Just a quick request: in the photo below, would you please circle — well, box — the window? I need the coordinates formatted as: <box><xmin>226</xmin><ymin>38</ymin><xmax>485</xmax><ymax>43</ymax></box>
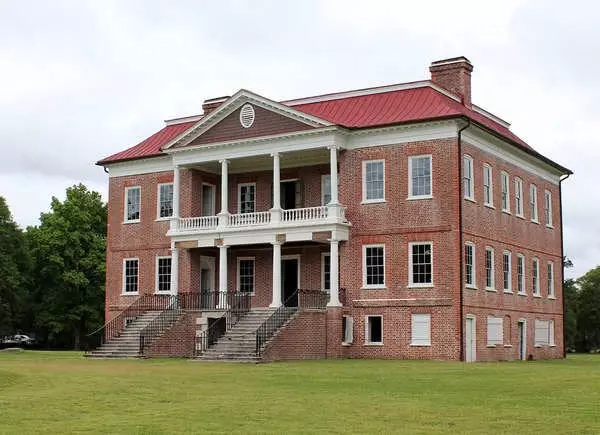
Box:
<box><xmin>409</xmin><ymin>242</ymin><xmax>433</xmax><ymax>287</ymax></box>
<box><xmin>517</xmin><ymin>254</ymin><xmax>525</xmax><ymax>294</ymax></box>
<box><xmin>515</xmin><ymin>178</ymin><xmax>523</xmax><ymax>217</ymax></box>
<box><xmin>156</xmin><ymin>256</ymin><xmax>172</xmax><ymax>293</ymax></box>
<box><xmin>530</xmin><ymin>184</ymin><xmax>538</xmax><ymax>222</ymax></box>
<box><xmin>535</xmin><ymin>319</ymin><xmax>555</xmax><ymax>346</ymax></box>
<box><xmin>123</xmin><ymin>258</ymin><xmax>139</xmax><ymax>294</ymax></box>
<box><xmin>125</xmin><ymin>186</ymin><xmax>141</xmax><ymax>222</ymax></box>
<box><xmin>322</xmin><ymin>253</ymin><xmax>331</xmax><ymax>292</ymax></box>
<box><xmin>532</xmin><ymin>258</ymin><xmax>540</xmax><ymax>296</ymax></box>
<box><xmin>362</xmin><ymin>160</ymin><xmax>385</xmax><ymax>202</ymax></box>
<box><xmin>157</xmin><ymin>183</ymin><xmax>174</xmax><ymax>219</ymax></box>
<box><xmin>342</xmin><ymin>316</ymin><xmax>353</xmax><ymax>344</ymax></box>
<box><xmin>238</xmin><ymin>183</ymin><xmax>256</xmax><ymax>214</ymax></box>
<box><xmin>501</xmin><ymin>172</ymin><xmax>510</xmax><ymax>212</ymax></box>
<box><xmin>545</xmin><ymin>190</ymin><xmax>553</xmax><ymax>227</ymax></box>
<box><xmin>237</xmin><ymin>258</ymin><xmax>255</xmax><ymax>294</ymax></box>
<box><xmin>485</xmin><ymin>247</ymin><xmax>495</xmax><ymax>290</ymax></box>
<box><xmin>321</xmin><ymin>174</ymin><xmax>332</xmax><ymax>205</ymax></box>
<box><xmin>487</xmin><ymin>316</ymin><xmax>503</xmax><ymax>345</ymax></box>
<box><xmin>465</xmin><ymin>243</ymin><xmax>476</xmax><ymax>288</ymax></box>
<box><xmin>503</xmin><ymin>251</ymin><xmax>512</xmax><ymax>292</ymax></box>
<box><xmin>411</xmin><ymin>314</ymin><xmax>431</xmax><ymax>346</ymax></box>
<box><xmin>363</xmin><ymin>245</ymin><xmax>385</xmax><ymax>288</ymax></box>
<box><xmin>548</xmin><ymin>262</ymin><xmax>555</xmax><ymax>298</ymax></box>
<box><xmin>365</xmin><ymin>315</ymin><xmax>383</xmax><ymax>344</ymax></box>
<box><xmin>408</xmin><ymin>155</ymin><xmax>432</xmax><ymax>198</ymax></box>
<box><xmin>483</xmin><ymin>164</ymin><xmax>493</xmax><ymax>206</ymax></box>
<box><xmin>463</xmin><ymin>155</ymin><xmax>474</xmax><ymax>200</ymax></box>
<box><xmin>202</xmin><ymin>183</ymin><xmax>216</xmax><ymax>216</ymax></box>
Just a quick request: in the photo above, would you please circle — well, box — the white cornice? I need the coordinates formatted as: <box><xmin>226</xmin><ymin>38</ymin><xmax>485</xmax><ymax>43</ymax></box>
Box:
<box><xmin>105</xmin><ymin>156</ymin><xmax>173</xmax><ymax>178</ymax></box>
<box><xmin>164</xmin><ymin>114</ymin><xmax>203</xmax><ymax>126</ymax></box>
<box><xmin>346</xmin><ymin>120</ymin><xmax>458</xmax><ymax>149</ymax></box>
<box><xmin>472</xmin><ymin>105</ymin><xmax>511</xmax><ymax>128</ymax></box>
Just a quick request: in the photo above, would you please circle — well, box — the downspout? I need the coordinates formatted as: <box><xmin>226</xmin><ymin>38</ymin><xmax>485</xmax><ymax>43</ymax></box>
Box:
<box><xmin>559</xmin><ymin>172</ymin><xmax>571</xmax><ymax>358</ymax></box>
<box><xmin>457</xmin><ymin>118</ymin><xmax>471</xmax><ymax>361</ymax></box>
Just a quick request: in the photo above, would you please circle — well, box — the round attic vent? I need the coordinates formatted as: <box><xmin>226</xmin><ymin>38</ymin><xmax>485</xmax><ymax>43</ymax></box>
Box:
<box><xmin>239</xmin><ymin>104</ymin><xmax>255</xmax><ymax>128</ymax></box>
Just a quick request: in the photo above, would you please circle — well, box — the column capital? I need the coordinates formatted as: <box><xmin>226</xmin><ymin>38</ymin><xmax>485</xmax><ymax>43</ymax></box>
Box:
<box><xmin>270</xmin><ymin>151</ymin><xmax>281</xmax><ymax>158</ymax></box>
<box><xmin>327</xmin><ymin>144</ymin><xmax>341</xmax><ymax>151</ymax></box>
<box><xmin>219</xmin><ymin>159</ymin><xmax>229</xmax><ymax>165</ymax></box>
<box><xmin>271</xmin><ymin>239</ymin><xmax>284</xmax><ymax>246</ymax></box>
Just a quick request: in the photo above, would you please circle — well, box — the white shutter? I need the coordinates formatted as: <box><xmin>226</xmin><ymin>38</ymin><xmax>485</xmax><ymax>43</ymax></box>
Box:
<box><xmin>535</xmin><ymin>320</ymin><xmax>549</xmax><ymax>346</ymax></box>
<box><xmin>343</xmin><ymin>316</ymin><xmax>354</xmax><ymax>344</ymax></box>
<box><xmin>487</xmin><ymin>316</ymin><xmax>503</xmax><ymax>345</ymax></box>
<box><xmin>411</xmin><ymin>314</ymin><xmax>431</xmax><ymax>346</ymax></box>
<box><xmin>549</xmin><ymin>320</ymin><xmax>555</xmax><ymax>346</ymax></box>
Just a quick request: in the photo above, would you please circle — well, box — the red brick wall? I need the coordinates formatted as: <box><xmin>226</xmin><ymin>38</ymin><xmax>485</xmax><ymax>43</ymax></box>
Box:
<box><xmin>262</xmin><ymin>310</ymin><xmax>327</xmax><ymax>361</ymax></box>
<box><xmin>145</xmin><ymin>311</ymin><xmax>199</xmax><ymax>358</ymax></box>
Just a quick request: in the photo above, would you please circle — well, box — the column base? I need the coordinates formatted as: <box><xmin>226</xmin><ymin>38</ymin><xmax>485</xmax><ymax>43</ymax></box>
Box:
<box><xmin>269</xmin><ymin>207</ymin><xmax>282</xmax><ymax>224</ymax></box>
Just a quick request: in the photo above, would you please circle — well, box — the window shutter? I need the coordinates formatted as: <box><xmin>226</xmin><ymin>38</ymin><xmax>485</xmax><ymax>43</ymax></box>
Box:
<box><xmin>411</xmin><ymin>314</ymin><xmax>431</xmax><ymax>345</ymax></box>
<box><xmin>487</xmin><ymin>316</ymin><xmax>503</xmax><ymax>345</ymax></box>
<box><xmin>549</xmin><ymin>320</ymin><xmax>554</xmax><ymax>345</ymax></box>
<box><xmin>535</xmin><ymin>320</ymin><xmax>549</xmax><ymax>346</ymax></box>
<box><xmin>343</xmin><ymin>316</ymin><xmax>354</xmax><ymax>344</ymax></box>
<box><xmin>295</xmin><ymin>180</ymin><xmax>304</xmax><ymax>208</ymax></box>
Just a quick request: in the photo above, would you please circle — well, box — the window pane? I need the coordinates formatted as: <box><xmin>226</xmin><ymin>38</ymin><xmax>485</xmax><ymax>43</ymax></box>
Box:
<box><xmin>238</xmin><ymin>259</ymin><xmax>254</xmax><ymax>293</ymax></box>
<box><xmin>124</xmin><ymin>259</ymin><xmax>139</xmax><ymax>293</ymax></box>
<box><xmin>202</xmin><ymin>185</ymin><xmax>215</xmax><ymax>216</ymax></box>
<box><xmin>411</xmin><ymin>156</ymin><xmax>431</xmax><ymax>197</ymax></box>
<box><xmin>159</xmin><ymin>184</ymin><xmax>173</xmax><ymax>218</ymax></box>
<box><xmin>485</xmin><ymin>249</ymin><xmax>494</xmax><ymax>288</ymax></box>
<box><xmin>322</xmin><ymin>175</ymin><xmax>331</xmax><ymax>205</ymax></box>
<box><xmin>240</xmin><ymin>185</ymin><xmax>255</xmax><ymax>214</ymax></box>
<box><xmin>157</xmin><ymin>257</ymin><xmax>172</xmax><ymax>292</ymax></box>
<box><xmin>365</xmin><ymin>247</ymin><xmax>384</xmax><ymax>285</ymax></box>
<box><xmin>411</xmin><ymin>244</ymin><xmax>432</xmax><ymax>284</ymax></box>
<box><xmin>368</xmin><ymin>316</ymin><xmax>382</xmax><ymax>343</ymax></box>
<box><xmin>323</xmin><ymin>254</ymin><xmax>331</xmax><ymax>291</ymax></box>
<box><xmin>465</xmin><ymin>244</ymin><xmax>474</xmax><ymax>285</ymax></box>
<box><xmin>365</xmin><ymin>162</ymin><xmax>384</xmax><ymax>200</ymax></box>
<box><xmin>503</xmin><ymin>253</ymin><xmax>510</xmax><ymax>290</ymax></box>
<box><xmin>127</xmin><ymin>187</ymin><xmax>140</xmax><ymax>221</ymax></box>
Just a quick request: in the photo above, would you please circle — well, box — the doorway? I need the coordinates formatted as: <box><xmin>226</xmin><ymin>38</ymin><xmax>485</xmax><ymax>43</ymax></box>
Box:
<box><xmin>281</xmin><ymin>256</ymin><xmax>300</xmax><ymax>307</ymax></box>
<box><xmin>465</xmin><ymin>316</ymin><xmax>476</xmax><ymax>362</ymax></box>
<box><xmin>280</xmin><ymin>180</ymin><xmax>298</xmax><ymax>210</ymax></box>
<box><xmin>517</xmin><ymin>320</ymin><xmax>526</xmax><ymax>360</ymax></box>
<box><xmin>200</xmin><ymin>256</ymin><xmax>216</xmax><ymax>308</ymax></box>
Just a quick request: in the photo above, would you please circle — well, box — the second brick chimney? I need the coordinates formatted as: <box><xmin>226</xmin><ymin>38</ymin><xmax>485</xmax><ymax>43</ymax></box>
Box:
<box><xmin>202</xmin><ymin>96</ymin><xmax>230</xmax><ymax>115</ymax></box>
<box><xmin>429</xmin><ymin>57</ymin><xmax>473</xmax><ymax>107</ymax></box>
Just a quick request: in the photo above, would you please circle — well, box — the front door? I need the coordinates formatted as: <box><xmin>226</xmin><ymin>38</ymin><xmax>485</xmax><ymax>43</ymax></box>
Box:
<box><xmin>281</xmin><ymin>258</ymin><xmax>299</xmax><ymax>307</ymax></box>
<box><xmin>517</xmin><ymin>321</ymin><xmax>526</xmax><ymax>360</ymax></box>
<box><xmin>465</xmin><ymin>316</ymin><xmax>476</xmax><ymax>362</ymax></box>
<box><xmin>280</xmin><ymin>181</ymin><xmax>297</xmax><ymax>210</ymax></box>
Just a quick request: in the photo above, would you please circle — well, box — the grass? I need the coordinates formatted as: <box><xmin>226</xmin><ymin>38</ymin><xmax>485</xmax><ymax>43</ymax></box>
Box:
<box><xmin>0</xmin><ymin>352</ymin><xmax>599</xmax><ymax>434</ymax></box>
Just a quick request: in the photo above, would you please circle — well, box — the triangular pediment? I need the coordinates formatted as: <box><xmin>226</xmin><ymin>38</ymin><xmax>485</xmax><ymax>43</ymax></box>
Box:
<box><xmin>164</xmin><ymin>90</ymin><xmax>333</xmax><ymax>150</ymax></box>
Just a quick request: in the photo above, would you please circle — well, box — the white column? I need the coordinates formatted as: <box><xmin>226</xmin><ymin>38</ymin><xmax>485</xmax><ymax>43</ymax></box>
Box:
<box><xmin>171</xmin><ymin>245</ymin><xmax>179</xmax><ymax>296</ymax></box>
<box><xmin>270</xmin><ymin>152</ymin><xmax>282</xmax><ymax>223</ymax></box>
<box><xmin>218</xmin><ymin>159</ymin><xmax>229</xmax><ymax>227</ymax></box>
<box><xmin>327</xmin><ymin>239</ymin><xmax>341</xmax><ymax>307</ymax></box>
<box><xmin>218</xmin><ymin>245</ymin><xmax>228</xmax><ymax>308</ymax></box>
<box><xmin>170</xmin><ymin>166</ymin><xmax>181</xmax><ymax>231</ymax></box>
<box><xmin>329</xmin><ymin>145</ymin><xmax>339</xmax><ymax>205</ymax></box>
<box><xmin>270</xmin><ymin>241</ymin><xmax>283</xmax><ymax>308</ymax></box>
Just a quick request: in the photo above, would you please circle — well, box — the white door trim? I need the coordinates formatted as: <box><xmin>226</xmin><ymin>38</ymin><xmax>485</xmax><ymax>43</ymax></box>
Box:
<box><xmin>465</xmin><ymin>315</ymin><xmax>476</xmax><ymax>363</ymax></box>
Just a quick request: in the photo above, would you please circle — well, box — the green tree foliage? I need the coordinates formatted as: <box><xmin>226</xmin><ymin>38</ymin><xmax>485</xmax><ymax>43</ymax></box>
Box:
<box><xmin>0</xmin><ymin>197</ymin><xmax>30</xmax><ymax>336</ymax></box>
<box><xmin>563</xmin><ymin>278</ymin><xmax>578</xmax><ymax>351</ymax></box>
<box><xmin>576</xmin><ymin>266</ymin><xmax>600</xmax><ymax>352</ymax></box>
<box><xmin>27</xmin><ymin>184</ymin><xmax>106</xmax><ymax>349</ymax></box>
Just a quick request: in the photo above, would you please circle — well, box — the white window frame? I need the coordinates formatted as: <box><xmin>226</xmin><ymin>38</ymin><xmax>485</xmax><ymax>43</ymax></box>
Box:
<box><xmin>410</xmin><ymin>313</ymin><xmax>431</xmax><ymax>346</ymax></box>
<box><xmin>530</xmin><ymin>184</ymin><xmax>538</xmax><ymax>223</ymax></box>
<box><xmin>544</xmin><ymin>190</ymin><xmax>553</xmax><ymax>228</ymax></box>
<box><xmin>124</xmin><ymin>186</ymin><xmax>141</xmax><ymax>223</ymax></box>
<box><xmin>408</xmin><ymin>242</ymin><xmax>434</xmax><ymax>288</ymax></box>
<box><xmin>321</xmin><ymin>252</ymin><xmax>331</xmax><ymax>293</ymax></box>
<box><xmin>342</xmin><ymin>315</ymin><xmax>354</xmax><ymax>344</ymax></box>
<box><xmin>364</xmin><ymin>315</ymin><xmax>383</xmax><ymax>345</ymax></box>
<box><xmin>483</xmin><ymin>164</ymin><xmax>494</xmax><ymax>207</ymax></box>
<box><xmin>463</xmin><ymin>155</ymin><xmax>474</xmax><ymax>201</ymax></box>
<box><xmin>408</xmin><ymin>155</ymin><xmax>433</xmax><ymax>199</ymax></box>
<box><xmin>535</xmin><ymin>319</ymin><xmax>555</xmax><ymax>346</ymax></box>
<box><xmin>465</xmin><ymin>242</ymin><xmax>476</xmax><ymax>289</ymax></box>
<box><xmin>501</xmin><ymin>171</ymin><xmax>510</xmax><ymax>213</ymax></box>
<box><xmin>515</xmin><ymin>177</ymin><xmax>524</xmax><ymax>218</ymax></box>
<box><xmin>517</xmin><ymin>254</ymin><xmax>526</xmax><ymax>295</ymax></box>
<box><xmin>487</xmin><ymin>316</ymin><xmax>503</xmax><ymax>346</ymax></box>
<box><xmin>155</xmin><ymin>255</ymin><xmax>172</xmax><ymax>294</ymax></box>
<box><xmin>362</xmin><ymin>244</ymin><xmax>386</xmax><ymax>289</ymax></box>
<box><xmin>503</xmin><ymin>251</ymin><xmax>512</xmax><ymax>293</ymax></box>
<box><xmin>321</xmin><ymin>174</ymin><xmax>333</xmax><ymax>206</ymax></box>
<box><xmin>532</xmin><ymin>258</ymin><xmax>540</xmax><ymax>297</ymax></box>
<box><xmin>156</xmin><ymin>182</ymin><xmax>174</xmax><ymax>220</ymax></box>
<box><xmin>548</xmin><ymin>261</ymin><xmax>555</xmax><ymax>299</ymax></box>
<box><xmin>362</xmin><ymin>160</ymin><xmax>385</xmax><ymax>203</ymax></box>
<box><xmin>237</xmin><ymin>256</ymin><xmax>255</xmax><ymax>295</ymax></box>
<box><xmin>485</xmin><ymin>247</ymin><xmax>495</xmax><ymax>291</ymax></box>
<box><xmin>202</xmin><ymin>182</ymin><xmax>216</xmax><ymax>216</ymax></box>
<box><xmin>122</xmin><ymin>258</ymin><xmax>139</xmax><ymax>295</ymax></box>
<box><xmin>238</xmin><ymin>183</ymin><xmax>256</xmax><ymax>214</ymax></box>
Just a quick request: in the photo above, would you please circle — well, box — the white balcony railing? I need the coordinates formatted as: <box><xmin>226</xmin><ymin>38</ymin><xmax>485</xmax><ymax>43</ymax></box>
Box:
<box><xmin>229</xmin><ymin>211</ymin><xmax>271</xmax><ymax>227</ymax></box>
<box><xmin>179</xmin><ymin>216</ymin><xmax>218</xmax><ymax>231</ymax></box>
<box><xmin>282</xmin><ymin>206</ymin><xmax>328</xmax><ymax>222</ymax></box>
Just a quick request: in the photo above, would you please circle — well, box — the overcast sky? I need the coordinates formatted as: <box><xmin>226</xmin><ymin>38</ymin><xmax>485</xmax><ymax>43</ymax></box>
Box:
<box><xmin>0</xmin><ymin>0</ymin><xmax>598</xmax><ymax>278</ymax></box>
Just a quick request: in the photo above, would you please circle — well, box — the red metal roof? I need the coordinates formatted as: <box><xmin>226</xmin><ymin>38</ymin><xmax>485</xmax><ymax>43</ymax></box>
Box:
<box><xmin>98</xmin><ymin>86</ymin><xmax>532</xmax><ymax>165</ymax></box>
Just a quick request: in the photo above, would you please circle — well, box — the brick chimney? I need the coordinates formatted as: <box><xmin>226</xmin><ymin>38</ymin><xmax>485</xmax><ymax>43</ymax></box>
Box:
<box><xmin>429</xmin><ymin>57</ymin><xmax>473</xmax><ymax>107</ymax></box>
<box><xmin>202</xmin><ymin>96</ymin><xmax>230</xmax><ymax>115</ymax></box>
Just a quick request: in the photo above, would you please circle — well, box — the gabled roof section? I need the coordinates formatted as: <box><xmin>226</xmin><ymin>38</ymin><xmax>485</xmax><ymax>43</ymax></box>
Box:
<box><xmin>162</xmin><ymin>89</ymin><xmax>333</xmax><ymax>151</ymax></box>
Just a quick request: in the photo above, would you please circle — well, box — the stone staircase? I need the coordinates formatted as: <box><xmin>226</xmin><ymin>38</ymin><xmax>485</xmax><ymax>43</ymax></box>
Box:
<box><xmin>86</xmin><ymin>311</ymin><xmax>165</xmax><ymax>359</ymax></box>
<box><xmin>196</xmin><ymin>307</ymin><xmax>298</xmax><ymax>362</ymax></box>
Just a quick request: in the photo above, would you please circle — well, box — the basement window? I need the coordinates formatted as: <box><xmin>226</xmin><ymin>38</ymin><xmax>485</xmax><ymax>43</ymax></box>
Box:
<box><xmin>365</xmin><ymin>315</ymin><xmax>383</xmax><ymax>345</ymax></box>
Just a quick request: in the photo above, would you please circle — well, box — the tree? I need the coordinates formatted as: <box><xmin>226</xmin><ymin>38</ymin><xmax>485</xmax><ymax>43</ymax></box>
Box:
<box><xmin>27</xmin><ymin>184</ymin><xmax>106</xmax><ymax>349</ymax></box>
<box><xmin>576</xmin><ymin>266</ymin><xmax>600</xmax><ymax>352</ymax></box>
<box><xmin>563</xmin><ymin>278</ymin><xmax>578</xmax><ymax>352</ymax></box>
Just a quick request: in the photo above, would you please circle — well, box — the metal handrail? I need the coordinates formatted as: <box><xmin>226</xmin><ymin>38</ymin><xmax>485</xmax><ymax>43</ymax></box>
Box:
<box><xmin>255</xmin><ymin>290</ymin><xmax>300</xmax><ymax>356</ymax></box>
<box><xmin>297</xmin><ymin>288</ymin><xmax>329</xmax><ymax>309</ymax></box>
<box><xmin>139</xmin><ymin>295</ymin><xmax>180</xmax><ymax>356</ymax></box>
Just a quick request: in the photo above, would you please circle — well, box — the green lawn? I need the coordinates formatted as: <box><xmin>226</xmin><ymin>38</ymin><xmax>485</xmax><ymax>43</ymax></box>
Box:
<box><xmin>0</xmin><ymin>352</ymin><xmax>599</xmax><ymax>434</ymax></box>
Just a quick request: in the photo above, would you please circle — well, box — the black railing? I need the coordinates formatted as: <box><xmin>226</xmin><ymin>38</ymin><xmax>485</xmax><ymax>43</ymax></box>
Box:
<box><xmin>255</xmin><ymin>290</ymin><xmax>299</xmax><ymax>356</ymax></box>
<box><xmin>139</xmin><ymin>295</ymin><xmax>180</xmax><ymax>356</ymax></box>
<box><xmin>298</xmin><ymin>289</ymin><xmax>329</xmax><ymax>309</ymax></box>
<box><xmin>195</xmin><ymin>292</ymin><xmax>251</xmax><ymax>355</ymax></box>
<box><xmin>87</xmin><ymin>294</ymin><xmax>174</xmax><ymax>346</ymax></box>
